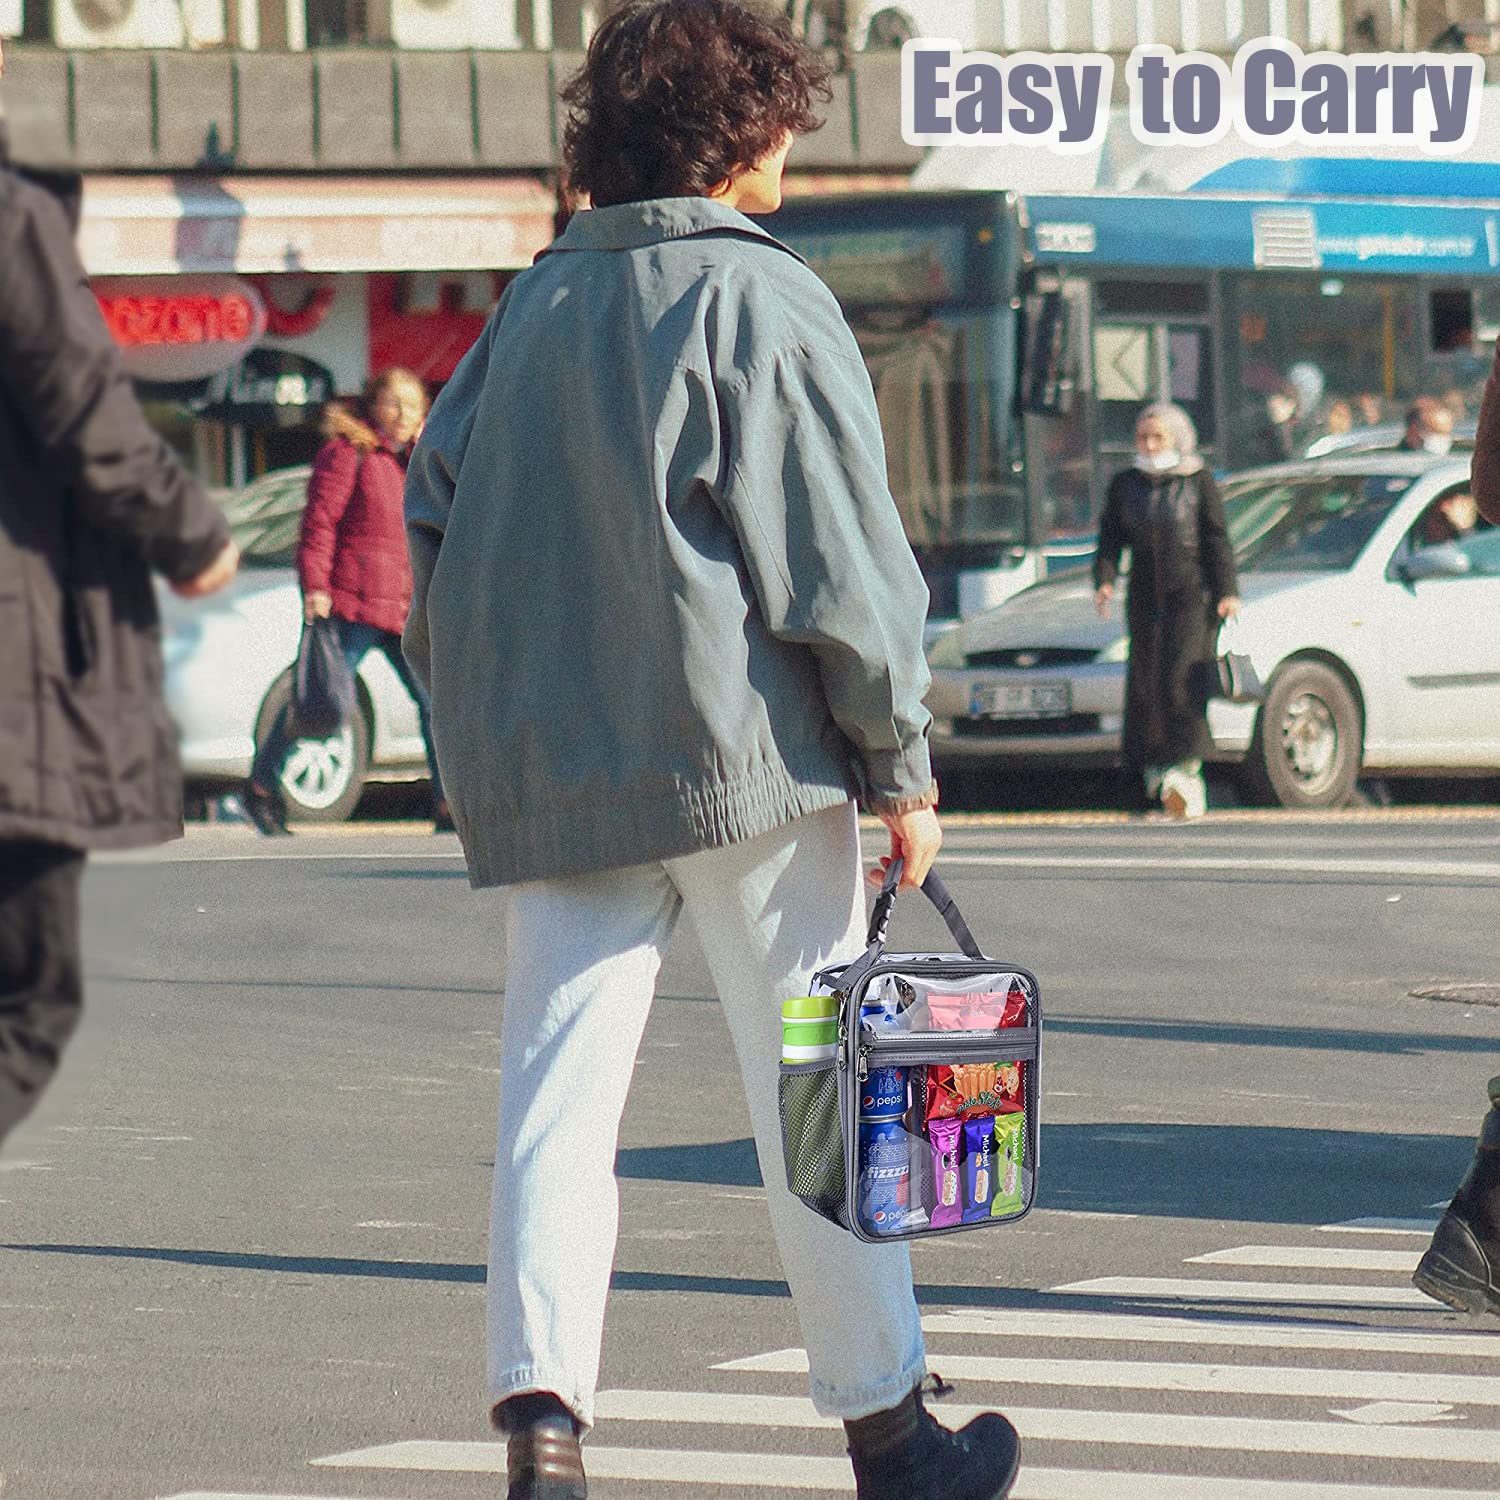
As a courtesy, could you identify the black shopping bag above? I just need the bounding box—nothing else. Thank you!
[290,617,355,739]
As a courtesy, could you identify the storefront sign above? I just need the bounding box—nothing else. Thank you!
[144,348,336,430]
[95,275,267,383]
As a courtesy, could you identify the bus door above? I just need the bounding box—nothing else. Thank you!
[1089,278,1217,504]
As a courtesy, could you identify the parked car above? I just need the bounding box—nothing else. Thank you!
[157,466,432,821]
[925,455,1500,809]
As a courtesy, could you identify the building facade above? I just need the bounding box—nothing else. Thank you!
[2,0,1496,483]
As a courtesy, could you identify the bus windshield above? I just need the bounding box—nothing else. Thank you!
[770,194,1026,608]
[844,304,1023,553]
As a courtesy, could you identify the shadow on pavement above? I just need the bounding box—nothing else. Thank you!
[1049,1014,1500,1057]
[0,1242,1453,1319]
[616,1123,1472,1227]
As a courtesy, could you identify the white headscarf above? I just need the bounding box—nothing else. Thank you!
[1136,401,1204,478]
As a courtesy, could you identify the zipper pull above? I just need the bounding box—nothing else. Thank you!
[836,1017,848,1069]
[857,1044,870,1082]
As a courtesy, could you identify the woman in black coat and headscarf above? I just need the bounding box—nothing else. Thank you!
[1093,402,1240,818]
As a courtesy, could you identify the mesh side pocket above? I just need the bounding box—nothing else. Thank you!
[778,1063,848,1228]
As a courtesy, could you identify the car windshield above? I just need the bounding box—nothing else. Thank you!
[1222,473,1415,573]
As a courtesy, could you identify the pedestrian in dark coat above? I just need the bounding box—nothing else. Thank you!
[1093,401,1239,818]
[1410,347,1500,1320]
[243,368,449,834]
[0,82,238,1146]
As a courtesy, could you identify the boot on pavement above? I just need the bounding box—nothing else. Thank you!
[1414,1074,1500,1316]
[492,1392,587,1500]
[844,1378,1021,1500]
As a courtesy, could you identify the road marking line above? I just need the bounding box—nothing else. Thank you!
[938,853,1500,881]
[707,1352,1500,1406]
[1188,1245,1422,1272]
[97,847,1500,877]
[900,1310,1500,1358]
[316,1393,1500,1470]
[302,1437,1500,1494]
[1321,1218,1442,1236]
[1053,1276,1436,1307]
[164,1494,410,1499]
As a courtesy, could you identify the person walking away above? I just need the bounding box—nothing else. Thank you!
[0,44,239,1147]
[1413,351,1500,1315]
[1093,402,1240,819]
[242,368,451,834]
[402,3,1021,1497]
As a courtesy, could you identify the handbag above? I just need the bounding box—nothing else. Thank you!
[1199,617,1265,705]
[778,859,1040,1243]
[290,616,356,739]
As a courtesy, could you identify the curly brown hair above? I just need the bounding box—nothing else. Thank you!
[561,0,832,208]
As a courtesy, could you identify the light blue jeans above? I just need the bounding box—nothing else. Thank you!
[489,801,927,1429]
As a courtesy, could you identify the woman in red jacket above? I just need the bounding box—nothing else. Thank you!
[242,368,449,834]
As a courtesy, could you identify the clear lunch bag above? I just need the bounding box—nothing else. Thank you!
[778,858,1040,1243]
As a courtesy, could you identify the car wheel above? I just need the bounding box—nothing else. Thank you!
[254,675,371,824]
[1243,660,1363,810]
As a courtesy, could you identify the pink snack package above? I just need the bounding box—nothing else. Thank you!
[927,983,1028,1032]
[928,1118,963,1228]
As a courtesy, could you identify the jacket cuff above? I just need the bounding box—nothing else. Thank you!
[153,511,231,586]
[865,781,940,817]
[858,736,938,817]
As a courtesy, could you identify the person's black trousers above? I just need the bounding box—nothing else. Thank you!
[0,841,86,1146]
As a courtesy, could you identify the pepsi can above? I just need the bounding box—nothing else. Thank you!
[858,1116,911,1236]
[859,1064,908,1119]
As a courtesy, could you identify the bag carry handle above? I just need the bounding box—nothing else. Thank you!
[840,858,985,997]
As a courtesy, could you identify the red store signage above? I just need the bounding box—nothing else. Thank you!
[94,275,269,384]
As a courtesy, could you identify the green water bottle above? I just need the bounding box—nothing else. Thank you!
[781,991,840,1064]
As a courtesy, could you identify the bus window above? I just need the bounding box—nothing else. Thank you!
[1227,274,1420,463]
[845,306,1024,559]
[1094,322,1214,461]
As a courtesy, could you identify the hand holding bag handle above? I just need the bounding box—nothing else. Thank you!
[840,858,984,996]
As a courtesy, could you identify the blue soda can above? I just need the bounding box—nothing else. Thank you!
[860,1064,908,1119]
[858,1116,911,1235]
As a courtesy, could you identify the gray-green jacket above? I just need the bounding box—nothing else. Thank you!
[404,197,934,888]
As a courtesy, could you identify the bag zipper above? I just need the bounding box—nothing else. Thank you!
[857,1028,1038,1080]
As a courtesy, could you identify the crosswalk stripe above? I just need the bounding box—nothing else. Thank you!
[1188,1246,1422,1272]
[936,852,1500,881]
[909,1310,1500,1359]
[317,1392,1500,1470]
[1052,1276,1435,1307]
[703,1352,1500,1405]
[152,1472,1500,1500]
[1320,1218,1441,1236]
[1014,1474,1500,1500]
[599,1391,1500,1464]
[303,1436,1500,1497]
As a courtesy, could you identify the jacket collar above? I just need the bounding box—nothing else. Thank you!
[541,196,805,264]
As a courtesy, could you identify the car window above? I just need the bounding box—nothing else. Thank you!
[1453,527,1500,577]
[1222,473,1415,573]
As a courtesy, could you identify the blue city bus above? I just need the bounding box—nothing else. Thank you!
[770,165,1500,619]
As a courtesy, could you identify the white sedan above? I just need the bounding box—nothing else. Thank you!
[926,455,1500,809]
[156,466,433,821]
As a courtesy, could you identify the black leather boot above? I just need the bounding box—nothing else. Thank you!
[844,1378,1020,1500]
[1414,1074,1500,1316]
[492,1392,587,1500]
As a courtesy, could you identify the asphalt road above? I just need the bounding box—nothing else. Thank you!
[3,810,1499,1500]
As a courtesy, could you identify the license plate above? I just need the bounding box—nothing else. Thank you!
[970,680,1071,719]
